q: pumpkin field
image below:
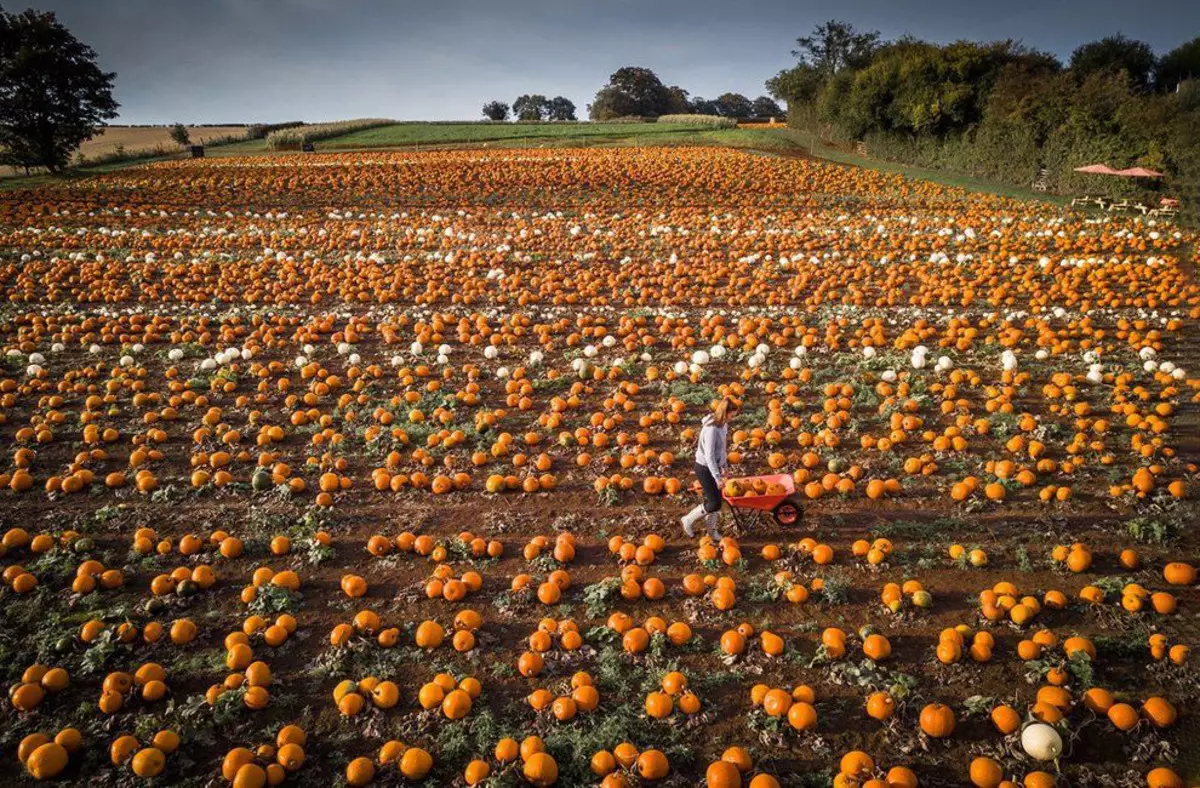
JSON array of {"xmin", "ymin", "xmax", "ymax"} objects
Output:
[{"xmin": 1, "ymin": 145, "xmax": 1199, "ymax": 788}]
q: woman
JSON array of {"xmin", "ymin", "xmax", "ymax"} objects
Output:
[{"xmin": 681, "ymin": 397, "xmax": 740, "ymax": 539}]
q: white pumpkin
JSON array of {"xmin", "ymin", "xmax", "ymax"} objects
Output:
[{"xmin": 1020, "ymin": 723, "xmax": 1063, "ymax": 760}]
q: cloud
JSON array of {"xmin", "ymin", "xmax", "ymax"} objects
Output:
[{"xmin": 22, "ymin": 0, "xmax": 1200, "ymax": 123}]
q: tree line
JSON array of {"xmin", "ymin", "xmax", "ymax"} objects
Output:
[
  {"xmin": 482, "ymin": 68, "xmax": 781, "ymax": 122},
  {"xmin": 585, "ymin": 67, "xmax": 781, "ymax": 120},
  {"xmin": 481, "ymin": 96, "xmax": 577, "ymax": 122},
  {"xmin": 767, "ymin": 20, "xmax": 1200, "ymax": 194}
]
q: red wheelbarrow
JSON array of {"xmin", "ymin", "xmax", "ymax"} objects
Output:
[{"xmin": 693, "ymin": 473, "xmax": 805, "ymax": 529}]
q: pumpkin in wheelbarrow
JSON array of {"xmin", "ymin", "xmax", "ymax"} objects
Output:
[
  {"xmin": 723, "ymin": 479, "xmax": 745, "ymax": 497},
  {"xmin": 766, "ymin": 482, "xmax": 787, "ymax": 496},
  {"xmin": 750, "ymin": 478, "xmax": 769, "ymax": 495}
]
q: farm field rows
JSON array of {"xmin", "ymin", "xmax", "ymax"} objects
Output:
[{"xmin": 0, "ymin": 147, "xmax": 1198, "ymax": 787}]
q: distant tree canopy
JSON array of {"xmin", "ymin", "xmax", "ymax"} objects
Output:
[
  {"xmin": 545, "ymin": 96, "xmax": 576, "ymax": 121},
  {"xmin": 589, "ymin": 67, "xmax": 672, "ymax": 119},
  {"xmin": 481, "ymin": 101, "xmax": 509, "ymax": 121},
  {"xmin": 507, "ymin": 95, "xmax": 575, "ymax": 122},
  {"xmin": 714, "ymin": 93, "xmax": 753, "ymax": 118},
  {"xmin": 589, "ymin": 67, "xmax": 769, "ymax": 120},
  {"xmin": 1069, "ymin": 34, "xmax": 1157, "ymax": 92},
  {"xmin": 752, "ymin": 96, "xmax": 784, "ymax": 117},
  {"xmin": 792, "ymin": 20, "xmax": 881, "ymax": 77},
  {"xmin": 513, "ymin": 94, "xmax": 549, "ymax": 121},
  {"xmin": 765, "ymin": 19, "xmax": 1200, "ymax": 194},
  {"xmin": 0, "ymin": 6, "xmax": 118, "ymax": 172},
  {"xmin": 687, "ymin": 96, "xmax": 719, "ymax": 116},
  {"xmin": 1157, "ymin": 37, "xmax": 1200, "ymax": 92},
  {"xmin": 665, "ymin": 86, "xmax": 692, "ymax": 114},
  {"xmin": 767, "ymin": 20, "xmax": 882, "ymax": 114}
]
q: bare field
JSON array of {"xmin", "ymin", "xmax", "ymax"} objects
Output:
[
  {"xmin": 77, "ymin": 125, "xmax": 248, "ymax": 157},
  {"xmin": 2, "ymin": 126, "xmax": 250, "ymax": 177}
]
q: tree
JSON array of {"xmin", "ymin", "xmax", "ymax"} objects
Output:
[
  {"xmin": 688, "ymin": 96, "xmax": 720, "ymax": 116},
  {"xmin": 766, "ymin": 63, "xmax": 825, "ymax": 105},
  {"xmin": 513, "ymin": 94, "xmax": 549, "ymax": 121},
  {"xmin": 481, "ymin": 101, "xmax": 510, "ymax": 121},
  {"xmin": 588, "ymin": 86, "xmax": 639, "ymax": 120},
  {"xmin": 1156, "ymin": 37, "xmax": 1200, "ymax": 92},
  {"xmin": 828, "ymin": 38, "xmax": 1030, "ymax": 138},
  {"xmin": 982, "ymin": 58, "xmax": 1071, "ymax": 146},
  {"xmin": 714, "ymin": 93, "xmax": 754, "ymax": 118},
  {"xmin": 589, "ymin": 67, "xmax": 671, "ymax": 119},
  {"xmin": 169, "ymin": 123, "xmax": 190, "ymax": 148},
  {"xmin": 0, "ymin": 7, "xmax": 118, "ymax": 172},
  {"xmin": 665, "ymin": 86, "xmax": 692, "ymax": 114},
  {"xmin": 793, "ymin": 20, "xmax": 881, "ymax": 77},
  {"xmin": 545, "ymin": 96, "xmax": 576, "ymax": 121},
  {"xmin": 1069, "ymin": 34, "xmax": 1157, "ymax": 92},
  {"xmin": 752, "ymin": 96, "xmax": 783, "ymax": 117}
]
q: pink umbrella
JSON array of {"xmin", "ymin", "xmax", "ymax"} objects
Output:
[
  {"xmin": 1114, "ymin": 167, "xmax": 1164, "ymax": 178},
  {"xmin": 1074, "ymin": 163, "xmax": 1119, "ymax": 174}
]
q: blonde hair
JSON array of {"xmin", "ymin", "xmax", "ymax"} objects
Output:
[{"xmin": 711, "ymin": 397, "xmax": 741, "ymax": 426}]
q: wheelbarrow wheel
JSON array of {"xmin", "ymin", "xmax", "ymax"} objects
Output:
[{"xmin": 772, "ymin": 494, "xmax": 804, "ymax": 526}]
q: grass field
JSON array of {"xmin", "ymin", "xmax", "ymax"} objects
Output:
[{"xmin": 321, "ymin": 121, "xmax": 713, "ymax": 148}]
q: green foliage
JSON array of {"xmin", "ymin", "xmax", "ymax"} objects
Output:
[
  {"xmin": 834, "ymin": 39, "xmax": 1040, "ymax": 138},
  {"xmin": 513, "ymin": 94, "xmax": 550, "ymax": 122},
  {"xmin": 767, "ymin": 63, "xmax": 825, "ymax": 105},
  {"xmin": 752, "ymin": 96, "xmax": 783, "ymax": 116},
  {"xmin": 248, "ymin": 585, "xmax": 301, "ymax": 615},
  {"xmin": 0, "ymin": 7, "xmax": 119, "ymax": 172},
  {"xmin": 778, "ymin": 23, "xmax": 1200, "ymax": 202},
  {"xmin": 714, "ymin": 92, "xmax": 754, "ymax": 118},
  {"xmin": 590, "ymin": 66, "xmax": 672, "ymax": 119},
  {"xmin": 168, "ymin": 123, "xmax": 190, "ymax": 148},
  {"xmin": 1070, "ymin": 34, "xmax": 1157, "ymax": 92},
  {"xmin": 1127, "ymin": 515, "xmax": 1177, "ymax": 545},
  {"xmin": 1156, "ymin": 37, "xmax": 1200, "ymax": 91},
  {"xmin": 482, "ymin": 101, "xmax": 510, "ymax": 121},
  {"xmin": 792, "ymin": 20, "xmax": 881, "ymax": 77},
  {"xmin": 546, "ymin": 96, "xmax": 577, "ymax": 121},
  {"xmin": 582, "ymin": 578, "xmax": 621, "ymax": 618},
  {"xmin": 668, "ymin": 381, "xmax": 717, "ymax": 405}
]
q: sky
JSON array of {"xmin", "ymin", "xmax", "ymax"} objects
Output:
[{"xmin": 20, "ymin": 0, "xmax": 1200, "ymax": 124}]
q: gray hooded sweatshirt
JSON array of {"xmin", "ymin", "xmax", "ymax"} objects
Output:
[{"xmin": 694, "ymin": 414, "xmax": 728, "ymax": 483}]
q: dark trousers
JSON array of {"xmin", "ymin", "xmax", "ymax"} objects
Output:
[{"xmin": 694, "ymin": 462, "xmax": 722, "ymax": 514}]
